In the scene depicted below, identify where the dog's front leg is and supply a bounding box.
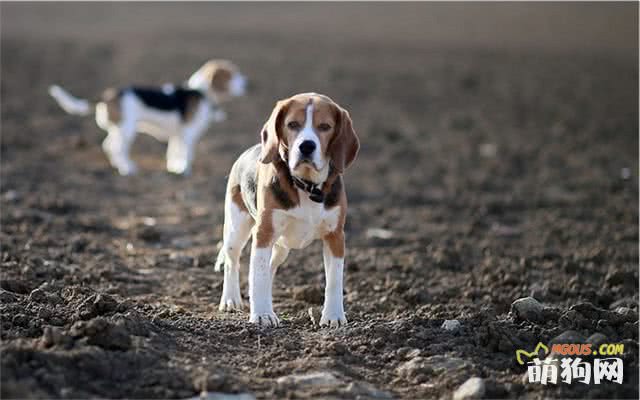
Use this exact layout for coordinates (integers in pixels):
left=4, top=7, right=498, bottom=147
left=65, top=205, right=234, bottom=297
left=321, top=232, right=347, bottom=328
left=248, top=217, right=279, bottom=327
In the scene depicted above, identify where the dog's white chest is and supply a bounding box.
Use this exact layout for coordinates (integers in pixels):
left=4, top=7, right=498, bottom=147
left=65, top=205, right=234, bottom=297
left=273, top=194, right=340, bottom=250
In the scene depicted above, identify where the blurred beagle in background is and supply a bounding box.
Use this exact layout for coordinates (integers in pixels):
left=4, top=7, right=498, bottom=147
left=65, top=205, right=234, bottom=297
left=49, top=60, right=247, bottom=175
left=215, top=93, right=359, bottom=328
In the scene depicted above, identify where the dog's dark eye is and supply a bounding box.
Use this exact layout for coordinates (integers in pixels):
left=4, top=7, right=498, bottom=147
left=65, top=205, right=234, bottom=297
left=317, top=123, right=332, bottom=132
left=287, top=121, right=301, bottom=130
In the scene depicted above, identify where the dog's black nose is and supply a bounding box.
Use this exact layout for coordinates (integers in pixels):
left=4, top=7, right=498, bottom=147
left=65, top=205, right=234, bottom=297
left=299, top=140, right=316, bottom=156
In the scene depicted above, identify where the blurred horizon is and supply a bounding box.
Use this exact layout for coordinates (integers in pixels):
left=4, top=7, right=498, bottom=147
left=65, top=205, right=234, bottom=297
left=2, top=2, right=637, bottom=59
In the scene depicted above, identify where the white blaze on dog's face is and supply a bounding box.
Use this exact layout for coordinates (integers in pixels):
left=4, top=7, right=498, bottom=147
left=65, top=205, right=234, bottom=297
left=285, top=97, right=334, bottom=182
left=187, top=59, right=247, bottom=99
left=259, top=93, right=359, bottom=184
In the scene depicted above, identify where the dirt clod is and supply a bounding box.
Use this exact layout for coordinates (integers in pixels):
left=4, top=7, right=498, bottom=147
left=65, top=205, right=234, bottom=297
left=70, top=317, right=131, bottom=351
left=28, top=288, right=47, bottom=303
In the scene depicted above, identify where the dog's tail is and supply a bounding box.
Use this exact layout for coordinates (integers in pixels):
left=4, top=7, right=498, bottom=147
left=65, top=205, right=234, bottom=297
left=48, top=85, right=93, bottom=116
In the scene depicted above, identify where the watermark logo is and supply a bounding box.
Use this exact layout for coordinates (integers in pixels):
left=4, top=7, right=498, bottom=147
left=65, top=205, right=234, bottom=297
left=516, top=342, right=624, bottom=385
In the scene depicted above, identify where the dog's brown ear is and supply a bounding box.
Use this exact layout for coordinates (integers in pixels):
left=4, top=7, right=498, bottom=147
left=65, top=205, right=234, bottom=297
left=208, top=63, right=233, bottom=92
left=328, top=104, right=359, bottom=173
left=259, top=99, right=289, bottom=164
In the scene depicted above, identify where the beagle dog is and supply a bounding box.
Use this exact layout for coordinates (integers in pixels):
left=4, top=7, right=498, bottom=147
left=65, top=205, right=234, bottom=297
left=215, top=93, right=359, bottom=328
left=48, top=60, right=247, bottom=175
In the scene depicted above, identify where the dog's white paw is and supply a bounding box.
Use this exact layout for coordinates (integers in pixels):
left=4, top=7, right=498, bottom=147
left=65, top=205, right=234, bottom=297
left=117, top=162, right=137, bottom=176
left=320, top=311, right=347, bottom=328
left=166, top=159, right=188, bottom=175
left=249, top=312, right=280, bottom=327
left=218, top=296, right=244, bottom=312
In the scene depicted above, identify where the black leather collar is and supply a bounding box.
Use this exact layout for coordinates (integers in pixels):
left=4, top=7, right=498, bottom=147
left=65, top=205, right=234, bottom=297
left=276, top=150, right=328, bottom=204
left=291, top=176, right=324, bottom=203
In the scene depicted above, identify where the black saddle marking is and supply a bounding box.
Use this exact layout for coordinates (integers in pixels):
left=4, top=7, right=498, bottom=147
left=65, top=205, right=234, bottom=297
left=128, top=85, right=204, bottom=120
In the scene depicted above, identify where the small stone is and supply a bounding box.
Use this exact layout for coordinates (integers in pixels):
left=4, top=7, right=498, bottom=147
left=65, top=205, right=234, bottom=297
left=276, top=371, right=339, bottom=386
left=479, top=143, right=497, bottom=158
left=28, top=288, right=47, bottom=303
left=621, top=167, right=631, bottom=180
left=3, top=190, right=19, bottom=202
left=397, top=357, right=427, bottom=378
left=511, top=297, right=544, bottom=323
left=94, top=293, right=118, bottom=314
left=441, top=319, right=462, bottom=332
left=453, top=377, right=485, bottom=400
left=169, top=253, right=194, bottom=266
left=366, top=228, right=394, bottom=240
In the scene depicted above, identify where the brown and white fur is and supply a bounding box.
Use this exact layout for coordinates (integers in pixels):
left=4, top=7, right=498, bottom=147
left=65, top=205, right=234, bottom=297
left=48, top=60, right=246, bottom=175
left=215, top=93, right=359, bottom=328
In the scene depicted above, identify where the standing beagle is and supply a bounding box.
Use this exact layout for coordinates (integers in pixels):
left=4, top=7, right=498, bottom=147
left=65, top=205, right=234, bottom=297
left=49, top=60, right=247, bottom=175
left=215, top=93, right=359, bottom=327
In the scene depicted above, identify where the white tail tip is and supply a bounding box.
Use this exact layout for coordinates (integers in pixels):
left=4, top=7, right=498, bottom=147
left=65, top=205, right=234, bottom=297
left=49, top=84, right=91, bottom=116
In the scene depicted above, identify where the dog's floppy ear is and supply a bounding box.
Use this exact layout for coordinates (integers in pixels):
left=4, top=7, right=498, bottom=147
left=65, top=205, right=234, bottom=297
left=328, top=104, right=359, bottom=173
left=188, top=60, right=234, bottom=93
left=259, top=99, right=289, bottom=164
left=207, top=62, right=233, bottom=92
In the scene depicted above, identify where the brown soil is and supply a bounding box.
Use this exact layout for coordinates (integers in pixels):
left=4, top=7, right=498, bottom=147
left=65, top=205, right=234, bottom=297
left=1, top=3, right=638, bottom=399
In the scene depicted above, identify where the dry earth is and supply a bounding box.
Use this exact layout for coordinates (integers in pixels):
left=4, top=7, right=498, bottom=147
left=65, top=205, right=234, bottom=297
left=1, top=3, right=638, bottom=399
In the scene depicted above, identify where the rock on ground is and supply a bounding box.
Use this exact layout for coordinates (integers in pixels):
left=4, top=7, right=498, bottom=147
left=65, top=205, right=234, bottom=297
left=453, top=377, right=485, bottom=400
left=511, top=297, right=544, bottom=323
left=442, top=319, right=462, bottom=331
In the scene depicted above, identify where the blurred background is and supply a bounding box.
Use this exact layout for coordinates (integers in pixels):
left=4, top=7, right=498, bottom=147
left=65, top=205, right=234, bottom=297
left=1, top=3, right=638, bottom=399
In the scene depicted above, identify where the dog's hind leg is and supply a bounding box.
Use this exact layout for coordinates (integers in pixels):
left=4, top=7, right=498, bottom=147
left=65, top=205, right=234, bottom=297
left=169, top=102, right=210, bottom=175
left=166, top=136, right=186, bottom=174
left=104, top=113, right=137, bottom=176
left=270, top=244, right=289, bottom=278
left=217, top=186, right=254, bottom=312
